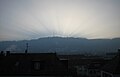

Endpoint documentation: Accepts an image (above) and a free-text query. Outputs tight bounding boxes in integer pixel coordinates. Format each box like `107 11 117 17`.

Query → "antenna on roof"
118 48 120 56
25 43 29 54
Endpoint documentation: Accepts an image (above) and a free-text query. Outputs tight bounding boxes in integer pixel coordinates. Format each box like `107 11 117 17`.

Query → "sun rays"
0 0 120 41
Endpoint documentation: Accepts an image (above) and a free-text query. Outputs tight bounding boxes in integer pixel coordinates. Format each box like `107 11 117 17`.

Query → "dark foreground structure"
101 49 120 77
1 49 120 77
0 51 74 77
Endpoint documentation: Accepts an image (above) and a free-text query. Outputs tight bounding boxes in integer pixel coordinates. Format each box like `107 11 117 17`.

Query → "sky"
0 0 120 41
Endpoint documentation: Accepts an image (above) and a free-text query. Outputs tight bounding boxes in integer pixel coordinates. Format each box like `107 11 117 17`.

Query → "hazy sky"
0 0 120 41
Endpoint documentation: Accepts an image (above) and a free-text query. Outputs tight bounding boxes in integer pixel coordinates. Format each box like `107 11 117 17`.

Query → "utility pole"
25 43 29 54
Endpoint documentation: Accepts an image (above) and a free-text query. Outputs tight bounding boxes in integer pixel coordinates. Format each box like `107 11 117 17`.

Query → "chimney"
25 43 29 54
25 49 27 54
118 48 120 57
6 51 10 56
118 48 120 52
0 51 4 56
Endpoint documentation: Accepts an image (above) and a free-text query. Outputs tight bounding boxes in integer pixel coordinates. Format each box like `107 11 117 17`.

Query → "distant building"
0 51 73 77
87 61 105 77
101 49 120 77
59 54 107 77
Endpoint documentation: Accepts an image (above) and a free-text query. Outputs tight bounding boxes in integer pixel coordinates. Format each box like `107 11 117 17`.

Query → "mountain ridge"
0 37 120 55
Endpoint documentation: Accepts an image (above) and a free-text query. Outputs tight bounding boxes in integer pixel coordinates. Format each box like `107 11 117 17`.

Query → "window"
34 62 40 70
15 61 19 66
32 61 45 70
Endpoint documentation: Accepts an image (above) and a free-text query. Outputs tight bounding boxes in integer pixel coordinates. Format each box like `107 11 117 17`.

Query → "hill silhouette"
0 37 120 55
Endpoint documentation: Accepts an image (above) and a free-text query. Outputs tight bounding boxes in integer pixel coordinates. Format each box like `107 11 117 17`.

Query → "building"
87 60 105 77
101 49 120 77
0 51 73 77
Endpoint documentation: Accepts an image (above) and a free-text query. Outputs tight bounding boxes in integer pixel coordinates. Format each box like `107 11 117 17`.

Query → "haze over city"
1 1 120 76
0 0 120 41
